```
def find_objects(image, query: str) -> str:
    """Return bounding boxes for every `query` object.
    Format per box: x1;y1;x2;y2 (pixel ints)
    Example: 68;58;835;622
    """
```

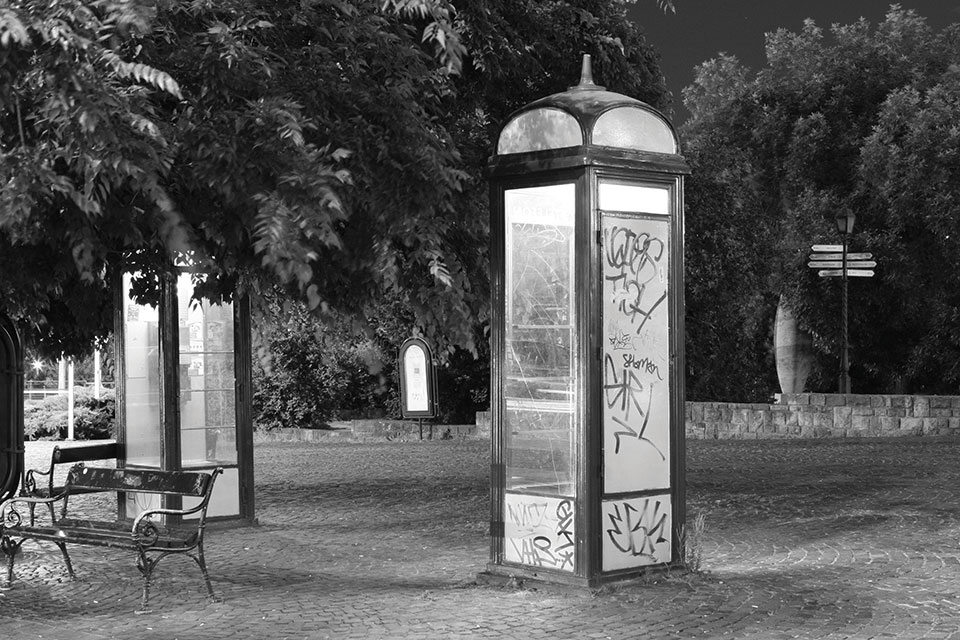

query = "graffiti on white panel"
504;494;575;571
603;225;667;335
603;353;664;459
605;497;670;565
601;215;671;495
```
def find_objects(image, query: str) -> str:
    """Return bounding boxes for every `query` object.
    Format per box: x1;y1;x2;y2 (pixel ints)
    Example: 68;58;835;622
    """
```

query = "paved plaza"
2;434;960;639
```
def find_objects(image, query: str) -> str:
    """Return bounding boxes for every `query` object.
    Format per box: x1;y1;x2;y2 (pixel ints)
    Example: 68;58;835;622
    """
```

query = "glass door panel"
122;273;162;467
176;274;237;468
503;183;577;497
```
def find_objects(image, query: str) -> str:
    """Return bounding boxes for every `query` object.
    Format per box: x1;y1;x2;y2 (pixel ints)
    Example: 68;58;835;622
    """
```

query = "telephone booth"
115;268;254;523
486;56;689;586
0;316;23;502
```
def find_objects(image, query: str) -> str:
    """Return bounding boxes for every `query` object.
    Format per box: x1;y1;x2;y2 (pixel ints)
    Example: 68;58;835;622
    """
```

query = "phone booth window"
503;183;577;497
122;273;162;467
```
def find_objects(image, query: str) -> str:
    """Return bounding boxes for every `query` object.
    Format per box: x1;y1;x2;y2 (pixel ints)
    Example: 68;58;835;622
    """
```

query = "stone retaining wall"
688;394;960;439
256;420;481;442
476;394;960;441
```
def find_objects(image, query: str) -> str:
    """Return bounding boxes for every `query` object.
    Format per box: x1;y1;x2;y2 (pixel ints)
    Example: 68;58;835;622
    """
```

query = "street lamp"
835;211;856;394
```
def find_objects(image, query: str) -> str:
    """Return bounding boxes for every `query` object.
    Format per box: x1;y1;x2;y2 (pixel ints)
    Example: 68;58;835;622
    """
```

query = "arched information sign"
398;337;437;419
0;316;24;502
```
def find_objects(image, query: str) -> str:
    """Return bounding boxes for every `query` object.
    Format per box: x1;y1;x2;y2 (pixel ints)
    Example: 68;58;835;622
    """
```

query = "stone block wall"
686;394;960;439
478;394;960;441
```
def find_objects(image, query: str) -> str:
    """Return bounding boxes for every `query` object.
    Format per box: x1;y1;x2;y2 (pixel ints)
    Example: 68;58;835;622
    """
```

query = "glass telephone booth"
117;269;254;523
486;56;688;586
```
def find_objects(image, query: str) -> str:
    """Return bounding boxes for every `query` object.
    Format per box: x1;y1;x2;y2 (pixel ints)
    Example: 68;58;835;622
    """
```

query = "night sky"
627;0;960;122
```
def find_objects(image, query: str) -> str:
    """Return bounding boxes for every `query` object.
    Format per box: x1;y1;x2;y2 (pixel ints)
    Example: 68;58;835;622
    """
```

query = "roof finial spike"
580;54;595;86
570;54;606;91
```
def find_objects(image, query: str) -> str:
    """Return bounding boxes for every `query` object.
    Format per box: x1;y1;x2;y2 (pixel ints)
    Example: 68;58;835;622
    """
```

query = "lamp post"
835;211;856;394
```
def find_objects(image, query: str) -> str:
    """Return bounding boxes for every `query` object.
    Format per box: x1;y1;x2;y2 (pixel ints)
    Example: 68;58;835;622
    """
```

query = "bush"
24;388;115;441
253;306;391;430
252;298;490;430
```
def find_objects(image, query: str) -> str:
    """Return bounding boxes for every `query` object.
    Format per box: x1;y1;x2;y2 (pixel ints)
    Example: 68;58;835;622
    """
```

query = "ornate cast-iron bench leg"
191;541;217;602
136;551;157;613
1;536;23;588
54;541;75;579
1;536;75;588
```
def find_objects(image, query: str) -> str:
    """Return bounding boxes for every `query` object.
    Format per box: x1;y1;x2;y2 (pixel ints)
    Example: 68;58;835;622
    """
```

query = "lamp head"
835;211;856;235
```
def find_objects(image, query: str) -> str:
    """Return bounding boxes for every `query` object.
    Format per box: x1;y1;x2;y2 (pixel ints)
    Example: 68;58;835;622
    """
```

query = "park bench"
0;464;222;611
20;441;118;523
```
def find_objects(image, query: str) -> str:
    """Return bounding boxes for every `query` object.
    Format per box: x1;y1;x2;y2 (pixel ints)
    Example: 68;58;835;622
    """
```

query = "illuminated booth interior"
116;269;254;523
485;56;688;586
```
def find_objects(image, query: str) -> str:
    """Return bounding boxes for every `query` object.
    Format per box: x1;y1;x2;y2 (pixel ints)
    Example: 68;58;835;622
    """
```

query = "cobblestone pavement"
3;435;960;639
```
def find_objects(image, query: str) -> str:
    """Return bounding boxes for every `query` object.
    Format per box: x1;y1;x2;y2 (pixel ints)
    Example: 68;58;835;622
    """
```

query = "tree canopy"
681;6;960;398
0;0;668;360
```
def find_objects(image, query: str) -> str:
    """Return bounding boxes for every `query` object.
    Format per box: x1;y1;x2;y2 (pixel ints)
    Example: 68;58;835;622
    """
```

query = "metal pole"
840;233;851;394
67;359;75;440
94;348;101;400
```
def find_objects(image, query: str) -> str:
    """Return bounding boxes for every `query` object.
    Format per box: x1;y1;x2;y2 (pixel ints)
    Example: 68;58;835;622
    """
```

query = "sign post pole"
840;233;851;394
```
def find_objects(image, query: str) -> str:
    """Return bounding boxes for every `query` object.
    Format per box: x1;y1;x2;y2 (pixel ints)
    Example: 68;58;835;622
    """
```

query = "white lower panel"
602;494;671;571
503;492;575;572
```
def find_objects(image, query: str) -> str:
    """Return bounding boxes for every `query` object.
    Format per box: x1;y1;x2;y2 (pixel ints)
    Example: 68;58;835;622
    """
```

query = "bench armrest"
0;493;67;527
131;501;210;547
21;467;54;496
130;465;221;547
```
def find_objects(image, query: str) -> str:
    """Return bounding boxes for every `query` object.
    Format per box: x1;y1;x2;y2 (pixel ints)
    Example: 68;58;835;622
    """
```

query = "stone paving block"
824;394;846;407
877;407;906;418
890;396;911;409
929;397;954;410
689;403;702;422
814;411;835;430
851;415;876;433
833;407;852;430
924;418;949;435
901;417;924;435
878;416;901;433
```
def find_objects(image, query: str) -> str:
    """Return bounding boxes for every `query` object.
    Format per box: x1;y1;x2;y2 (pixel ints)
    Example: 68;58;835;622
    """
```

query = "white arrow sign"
808;261;877;269
818;269;875;278
808;253;874;261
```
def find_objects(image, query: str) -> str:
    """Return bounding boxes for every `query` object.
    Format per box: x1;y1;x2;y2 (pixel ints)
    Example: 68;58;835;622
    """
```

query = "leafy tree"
249;0;669;420
857;61;960;390
0;0;475;358
1;0;668;359
681;7;960;397
1;0;673;433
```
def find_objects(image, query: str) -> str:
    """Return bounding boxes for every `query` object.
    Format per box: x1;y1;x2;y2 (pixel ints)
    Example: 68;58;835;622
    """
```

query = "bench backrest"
66;466;214;498
52;442;118;465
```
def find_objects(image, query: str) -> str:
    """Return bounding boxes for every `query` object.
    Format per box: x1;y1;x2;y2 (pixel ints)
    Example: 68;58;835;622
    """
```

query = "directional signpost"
808;249;876;279
809;240;876;393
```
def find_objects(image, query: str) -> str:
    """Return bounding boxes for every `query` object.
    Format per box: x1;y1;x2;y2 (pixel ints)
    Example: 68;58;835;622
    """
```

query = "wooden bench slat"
51;442;117;465
66;466;211;497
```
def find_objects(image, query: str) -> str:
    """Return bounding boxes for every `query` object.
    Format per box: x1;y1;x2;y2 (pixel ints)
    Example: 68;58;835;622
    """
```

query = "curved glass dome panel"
497;107;583;155
593;107;676;154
